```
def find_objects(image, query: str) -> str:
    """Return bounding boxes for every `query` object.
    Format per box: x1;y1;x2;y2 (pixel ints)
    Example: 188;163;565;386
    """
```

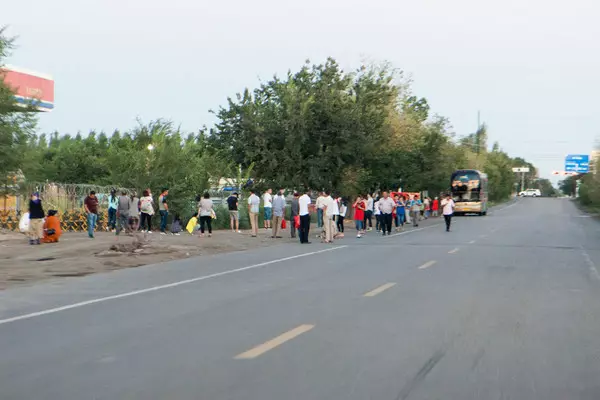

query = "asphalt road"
2;198;600;399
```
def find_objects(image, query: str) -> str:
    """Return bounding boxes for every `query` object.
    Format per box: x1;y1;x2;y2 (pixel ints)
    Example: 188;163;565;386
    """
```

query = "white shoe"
147;231;153;234
237;230;242;233
174;233;180;236
160;232;166;235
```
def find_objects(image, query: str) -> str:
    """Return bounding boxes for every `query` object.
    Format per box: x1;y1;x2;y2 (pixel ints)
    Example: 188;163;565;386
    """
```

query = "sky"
4;0;599;181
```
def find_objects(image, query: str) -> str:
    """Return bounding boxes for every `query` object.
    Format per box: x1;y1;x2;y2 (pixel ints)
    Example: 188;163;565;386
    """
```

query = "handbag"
293;215;300;229
281;219;287;229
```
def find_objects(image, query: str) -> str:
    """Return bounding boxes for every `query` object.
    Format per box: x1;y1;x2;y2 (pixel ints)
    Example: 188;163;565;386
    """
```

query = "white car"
519;189;541;197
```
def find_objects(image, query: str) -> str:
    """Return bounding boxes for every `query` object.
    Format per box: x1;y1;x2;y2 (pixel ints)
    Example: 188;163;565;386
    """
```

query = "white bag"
19;212;30;233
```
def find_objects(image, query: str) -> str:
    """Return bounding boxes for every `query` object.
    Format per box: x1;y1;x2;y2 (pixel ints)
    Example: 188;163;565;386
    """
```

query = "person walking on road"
290;192;300;239
227;192;241;233
298;190;312;244
248;189;260;237
353;195;366;238
364;193;374;231
432;197;440;217
128;192;140;232
271;189;286;238
337;197;347;233
262;189;273;230
410;195;422;227
394;194;406;231
84;190;99;239
378;191;395;236
374;196;382;232
441;193;455;232
158;188;169;235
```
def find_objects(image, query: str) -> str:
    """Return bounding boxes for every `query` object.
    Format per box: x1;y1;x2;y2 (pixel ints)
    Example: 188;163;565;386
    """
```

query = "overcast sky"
4;0;599;181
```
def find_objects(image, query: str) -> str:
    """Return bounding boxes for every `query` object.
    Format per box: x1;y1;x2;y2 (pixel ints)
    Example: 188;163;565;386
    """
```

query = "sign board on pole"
512;167;530;173
565;154;589;173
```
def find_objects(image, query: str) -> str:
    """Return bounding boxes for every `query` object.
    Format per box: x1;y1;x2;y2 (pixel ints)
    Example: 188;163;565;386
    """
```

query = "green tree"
0;28;38;202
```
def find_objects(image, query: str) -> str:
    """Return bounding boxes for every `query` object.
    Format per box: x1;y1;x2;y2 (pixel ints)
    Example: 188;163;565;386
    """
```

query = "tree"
0;27;38;204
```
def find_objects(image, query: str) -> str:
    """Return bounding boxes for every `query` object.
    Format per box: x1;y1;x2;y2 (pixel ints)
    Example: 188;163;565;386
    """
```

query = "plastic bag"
293;215;300;229
19;212;30;233
281;219;287;229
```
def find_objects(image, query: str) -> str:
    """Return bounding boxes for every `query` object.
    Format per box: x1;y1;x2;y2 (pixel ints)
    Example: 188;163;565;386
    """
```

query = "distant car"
519;189;542;197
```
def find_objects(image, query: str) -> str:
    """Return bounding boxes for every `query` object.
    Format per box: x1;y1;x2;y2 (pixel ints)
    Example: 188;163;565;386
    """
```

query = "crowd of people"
24;186;457;245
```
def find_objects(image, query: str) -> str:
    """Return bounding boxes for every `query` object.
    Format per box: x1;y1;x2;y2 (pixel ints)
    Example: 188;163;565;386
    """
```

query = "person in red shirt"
432;197;440;217
353;195;366;238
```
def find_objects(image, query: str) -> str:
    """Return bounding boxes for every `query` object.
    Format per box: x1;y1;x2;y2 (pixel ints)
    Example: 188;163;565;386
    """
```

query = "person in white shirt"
441;193;455;232
315;192;326;229
247;189;261;237
377;191;396;236
262;189;273;230
374;197;382;232
337;198;347;233
365;194;374;231
322;191;336;243
298;190;312;244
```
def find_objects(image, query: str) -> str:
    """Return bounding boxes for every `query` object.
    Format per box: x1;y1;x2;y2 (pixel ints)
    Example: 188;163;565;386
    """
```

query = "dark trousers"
299;214;311;243
290;216;297;238
444;214;452;231
364;210;373;228
375;214;382;231
381;213;393;234
160;210;168;232
336;216;345;232
140;212;152;231
108;208;117;230
200;215;212;234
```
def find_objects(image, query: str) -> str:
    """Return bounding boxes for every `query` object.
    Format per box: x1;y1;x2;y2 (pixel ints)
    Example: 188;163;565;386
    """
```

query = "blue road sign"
565;154;589;173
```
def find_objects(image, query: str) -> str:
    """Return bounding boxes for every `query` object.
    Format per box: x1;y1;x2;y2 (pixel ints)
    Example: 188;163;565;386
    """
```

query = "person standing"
84;190;99;239
378;191;395;236
298;189;312;244
107;189;118;232
28;192;44;245
271;189;286;238
227;192;241;233
353;195;365;238
374;196;382;232
198;192;214;237
129;192;140;232
290;192;300;239
364;193;374;231
322;190;335;243
139;190;155;233
395;195;406;231
158;188;169;235
116;190;130;235
331;193;340;238
424;196;431;219
432;197;440;217
337;197;347;233
315;192;326;229
410;195;422;227
247;189;260;237
262;188;273;230
441;193;455;232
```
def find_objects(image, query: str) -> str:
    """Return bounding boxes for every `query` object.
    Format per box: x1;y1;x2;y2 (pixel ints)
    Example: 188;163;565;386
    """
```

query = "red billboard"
0;65;54;112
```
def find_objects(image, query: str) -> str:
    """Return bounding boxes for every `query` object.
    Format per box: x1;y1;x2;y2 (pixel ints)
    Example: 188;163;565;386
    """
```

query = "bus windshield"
451;171;482;202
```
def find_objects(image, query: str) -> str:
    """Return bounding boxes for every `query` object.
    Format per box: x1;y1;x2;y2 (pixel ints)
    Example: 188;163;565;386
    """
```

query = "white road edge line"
0;246;348;326
386;223;442;238
580;246;600;281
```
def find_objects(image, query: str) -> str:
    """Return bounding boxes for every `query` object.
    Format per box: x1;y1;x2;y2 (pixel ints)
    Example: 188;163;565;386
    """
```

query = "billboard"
565;154;589;174
0;65;54;112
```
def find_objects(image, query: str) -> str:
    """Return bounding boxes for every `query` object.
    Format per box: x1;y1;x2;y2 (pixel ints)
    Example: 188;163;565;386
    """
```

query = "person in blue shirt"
395;195;406;231
409;195;422;227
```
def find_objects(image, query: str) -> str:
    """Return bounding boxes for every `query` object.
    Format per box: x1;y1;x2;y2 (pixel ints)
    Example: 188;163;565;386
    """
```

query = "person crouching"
42;210;62;243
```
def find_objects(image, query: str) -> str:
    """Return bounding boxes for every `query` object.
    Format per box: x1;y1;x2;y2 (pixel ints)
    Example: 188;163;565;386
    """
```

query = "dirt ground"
0;227;293;290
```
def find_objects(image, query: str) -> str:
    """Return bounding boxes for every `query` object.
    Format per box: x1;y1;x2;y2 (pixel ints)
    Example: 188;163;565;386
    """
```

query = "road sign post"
512;167;530;192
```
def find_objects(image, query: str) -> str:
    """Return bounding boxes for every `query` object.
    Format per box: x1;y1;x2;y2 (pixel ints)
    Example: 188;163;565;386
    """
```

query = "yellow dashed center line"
234;324;315;359
363;282;397;297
